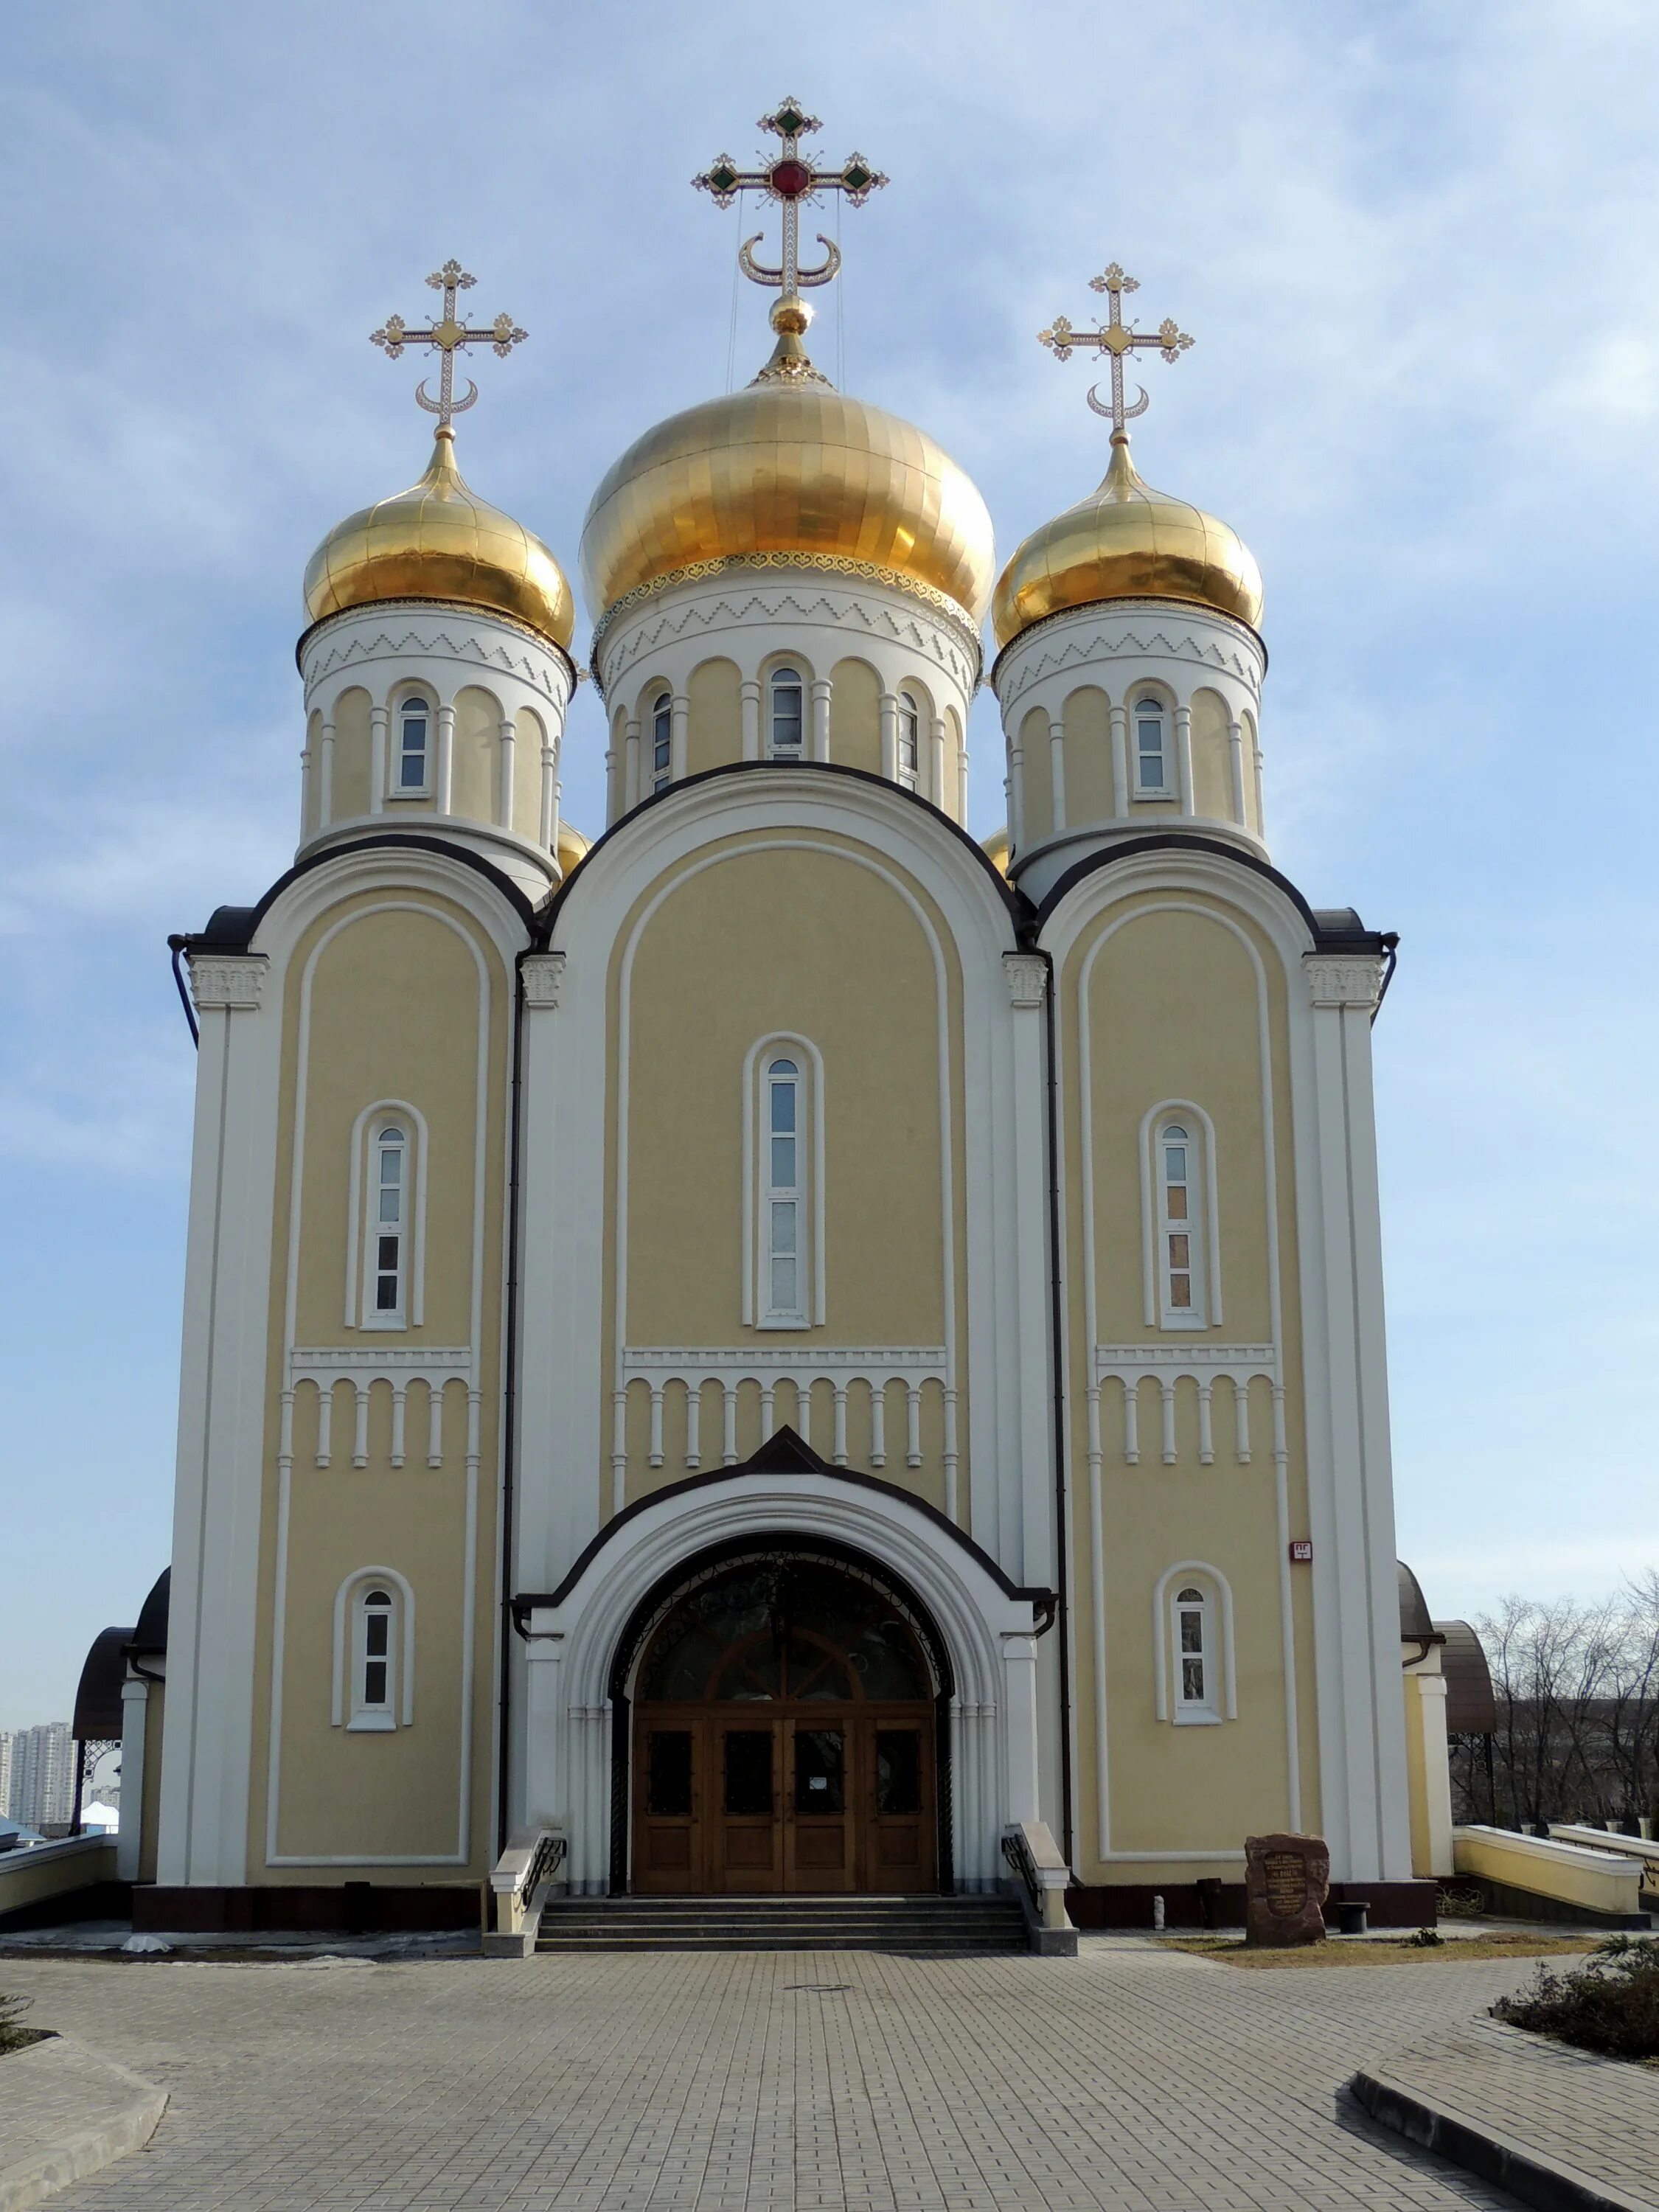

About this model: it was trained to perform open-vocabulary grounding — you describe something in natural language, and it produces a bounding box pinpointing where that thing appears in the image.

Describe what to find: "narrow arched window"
[1172,1585,1216,1719]
[397,696,431,794]
[897,692,920,790]
[650,689,672,793]
[769,667,804,761]
[763,1057,806,1324]
[355,1587,396,1728]
[1156,1121,1206,1327]
[1134,695,1169,796]
[372,1124,407,1321]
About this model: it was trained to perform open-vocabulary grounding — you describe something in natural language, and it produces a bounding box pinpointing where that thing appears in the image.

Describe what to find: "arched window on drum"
[1133,694,1170,798]
[394,692,433,796]
[768,667,805,762]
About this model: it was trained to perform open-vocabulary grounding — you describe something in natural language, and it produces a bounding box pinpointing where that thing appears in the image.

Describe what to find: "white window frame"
[741,1033,827,1329]
[1138,1100,1222,1330]
[1152,1562,1236,1725]
[650,688,672,794]
[392,691,434,799]
[331,1568,416,1731]
[345,1101,429,1330]
[1132,692,1172,799]
[896,691,920,790]
[768,665,806,762]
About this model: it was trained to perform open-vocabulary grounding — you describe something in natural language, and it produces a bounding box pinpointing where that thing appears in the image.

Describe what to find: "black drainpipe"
[495,954,529,1860]
[1040,945,1075,1867]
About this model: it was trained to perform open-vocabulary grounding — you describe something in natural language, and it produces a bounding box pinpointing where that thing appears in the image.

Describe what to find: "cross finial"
[370,260,527,433]
[694,100,886,382]
[1039,262,1194,437]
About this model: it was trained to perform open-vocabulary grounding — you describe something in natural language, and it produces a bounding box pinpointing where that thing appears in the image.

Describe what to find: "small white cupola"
[293,262,580,901]
[990,263,1269,903]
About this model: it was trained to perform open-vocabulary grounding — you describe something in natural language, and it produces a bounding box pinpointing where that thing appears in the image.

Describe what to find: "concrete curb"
[0,2035,168,2212]
[1349,2065,1655,2212]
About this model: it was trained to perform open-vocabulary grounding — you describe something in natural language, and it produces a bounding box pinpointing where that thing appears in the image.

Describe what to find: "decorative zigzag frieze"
[302,611,569,700]
[997,617,1262,709]
[596,580,978,697]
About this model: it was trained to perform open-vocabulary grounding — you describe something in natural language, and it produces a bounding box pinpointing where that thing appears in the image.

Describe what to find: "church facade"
[150,117,1421,1927]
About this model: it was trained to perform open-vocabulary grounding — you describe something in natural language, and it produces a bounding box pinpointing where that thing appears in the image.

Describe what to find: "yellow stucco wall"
[1062,686,1114,825]
[604,831,967,1523]
[830,657,882,776]
[332,686,372,821]
[451,685,499,825]
[1190,688,1234,821]
[1058,891,1320,1877]
[686,658,741,779]
[246,886,510,1879]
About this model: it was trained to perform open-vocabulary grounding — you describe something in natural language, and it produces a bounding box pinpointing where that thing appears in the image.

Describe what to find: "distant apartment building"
[2,1722,76,1831]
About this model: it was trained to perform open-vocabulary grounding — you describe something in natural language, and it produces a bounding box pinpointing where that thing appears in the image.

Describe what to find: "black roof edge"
[168,833,538,956]
[1032,832,1391,952]
[532,759,1030,944]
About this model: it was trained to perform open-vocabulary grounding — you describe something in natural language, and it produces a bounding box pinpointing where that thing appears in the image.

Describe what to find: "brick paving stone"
[0,1939,1567,2212]
[1357,2011,1659,2208]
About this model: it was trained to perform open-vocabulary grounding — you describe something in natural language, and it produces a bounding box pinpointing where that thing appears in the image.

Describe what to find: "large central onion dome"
[992,429,1262,650]
[303,426,575,650]
[580,299,995,630]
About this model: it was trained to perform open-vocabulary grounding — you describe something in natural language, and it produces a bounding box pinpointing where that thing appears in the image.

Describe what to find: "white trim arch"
[1152,1560,1237,1723]
[741,1032,827,1326]
[331,1565,416,1728]
[1138,1098,1223,1329]
[518,1470,1046,1894]
[344,1099,430,1329]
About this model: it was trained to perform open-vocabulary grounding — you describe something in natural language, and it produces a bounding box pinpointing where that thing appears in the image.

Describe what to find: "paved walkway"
[1355,2013,1659,2211]
[0,1941,1563,2212]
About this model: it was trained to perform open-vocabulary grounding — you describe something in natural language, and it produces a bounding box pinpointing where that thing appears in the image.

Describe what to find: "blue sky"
[4,0,1656,1726]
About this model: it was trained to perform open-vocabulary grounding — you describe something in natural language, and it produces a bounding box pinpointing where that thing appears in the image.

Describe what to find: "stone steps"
[535,1893,1028,1952]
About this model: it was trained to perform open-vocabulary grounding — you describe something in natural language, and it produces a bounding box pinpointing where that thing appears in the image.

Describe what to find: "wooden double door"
[634,1705,936,1893]
[627,1553,942,1895]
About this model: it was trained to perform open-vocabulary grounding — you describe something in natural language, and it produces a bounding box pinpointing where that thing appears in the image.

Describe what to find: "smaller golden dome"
[980,825,1012,880]
[304,428,574,649]
[555,819,591,880]
[992,432,1262,650]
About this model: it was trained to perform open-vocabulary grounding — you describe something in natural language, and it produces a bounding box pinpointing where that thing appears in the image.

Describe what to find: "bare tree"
[1472,1578,1659,1830]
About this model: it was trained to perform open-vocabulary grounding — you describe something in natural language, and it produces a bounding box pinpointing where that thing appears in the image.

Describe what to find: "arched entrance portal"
[623,1548,946,1895]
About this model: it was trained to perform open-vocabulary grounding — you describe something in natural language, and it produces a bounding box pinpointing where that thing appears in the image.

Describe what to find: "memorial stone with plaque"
[1243,1832,1329,1946]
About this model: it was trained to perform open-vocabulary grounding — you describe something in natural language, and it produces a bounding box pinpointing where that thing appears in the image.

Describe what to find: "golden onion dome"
[554,819,591,879]
[992,431,1262,650]
[580,299,994,630]
[980,824,1012,880]
[303,427,575,650]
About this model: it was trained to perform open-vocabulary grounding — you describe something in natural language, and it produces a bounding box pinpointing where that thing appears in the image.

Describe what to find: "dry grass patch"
[1165,1933,1599,1968]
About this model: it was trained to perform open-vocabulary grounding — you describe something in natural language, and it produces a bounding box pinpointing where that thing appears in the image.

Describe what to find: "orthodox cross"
[1040,264,1193,434]
[694,98,886,301]
[370,260,527,430]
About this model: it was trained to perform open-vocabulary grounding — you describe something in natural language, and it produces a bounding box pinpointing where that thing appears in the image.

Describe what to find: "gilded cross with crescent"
[1040,264,1194,434]
[694,99,886,304]
[370,260,528,431]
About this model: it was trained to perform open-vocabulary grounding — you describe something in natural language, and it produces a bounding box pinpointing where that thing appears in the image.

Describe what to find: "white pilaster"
[436,704,456,814]
[810,678,832,764]
[157,952,275,1888]
[740,680,762,762]
[1003,954,1054,1587]
[1175,703,1194,815]
[1108,704,1128,816]
[498,718,516,830]
[879,691,898,782]
[670,692,689,782]
[1001,1633,1041,1824]
[116,1674,149,1882]
[1300,949,1413,1883]
[1048,716,1066,830]
[369,707,388,815]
